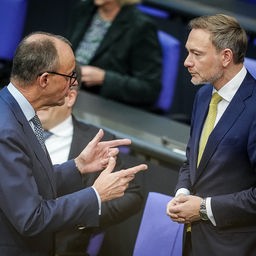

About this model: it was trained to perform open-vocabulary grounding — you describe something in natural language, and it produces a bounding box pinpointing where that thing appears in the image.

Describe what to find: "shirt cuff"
[92,186,101,215]
[206,197,216,226]
[175,188,190,196]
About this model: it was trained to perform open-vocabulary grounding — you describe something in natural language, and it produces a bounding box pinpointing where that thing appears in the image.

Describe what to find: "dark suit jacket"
[176,73,256,255]
[55,116,143,254]
[0,87,99,256]
[66,0,162,108]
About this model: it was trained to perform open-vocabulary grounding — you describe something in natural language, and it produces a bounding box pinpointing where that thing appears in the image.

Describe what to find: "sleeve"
[54,160,85,196]
[99,170,143,228]
[0,129,99,236]
[207,104,256,229]
[210,129,256,230]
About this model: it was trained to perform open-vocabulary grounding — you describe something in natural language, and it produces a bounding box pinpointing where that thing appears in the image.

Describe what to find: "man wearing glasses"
[0,31,147,255]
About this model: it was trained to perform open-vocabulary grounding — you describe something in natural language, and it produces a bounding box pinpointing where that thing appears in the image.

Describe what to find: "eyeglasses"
[39,71,77,86]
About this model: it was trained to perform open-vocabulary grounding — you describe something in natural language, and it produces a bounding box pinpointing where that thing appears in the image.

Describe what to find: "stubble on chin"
[190,77,205,86]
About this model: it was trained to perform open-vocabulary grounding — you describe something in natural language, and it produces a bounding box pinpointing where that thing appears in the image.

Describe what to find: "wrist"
[199,198,209,221]
[74,157,85,174]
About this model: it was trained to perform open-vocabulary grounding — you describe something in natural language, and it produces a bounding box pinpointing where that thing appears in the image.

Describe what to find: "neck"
[98,2,121,21]
[45,113,72,131]
[11,79,42,111]
[214,63,244,90]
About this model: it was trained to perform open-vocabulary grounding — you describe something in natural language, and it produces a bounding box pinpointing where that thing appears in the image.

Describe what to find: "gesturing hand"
[93,157,148,202]
[74,129,131,174]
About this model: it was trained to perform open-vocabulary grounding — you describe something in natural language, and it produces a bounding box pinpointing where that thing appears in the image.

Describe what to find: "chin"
[191,77,208,86]
[191,79,201,86]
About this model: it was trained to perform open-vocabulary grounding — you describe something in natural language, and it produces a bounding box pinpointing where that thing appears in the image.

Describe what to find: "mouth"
[189,72,198,77]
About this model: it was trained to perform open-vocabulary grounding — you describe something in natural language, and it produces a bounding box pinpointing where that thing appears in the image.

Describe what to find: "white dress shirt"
[45,116,73,165]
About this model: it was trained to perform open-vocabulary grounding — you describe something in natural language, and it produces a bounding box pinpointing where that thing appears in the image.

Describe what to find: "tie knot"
[210,92,222,105]
[31,114,42,126]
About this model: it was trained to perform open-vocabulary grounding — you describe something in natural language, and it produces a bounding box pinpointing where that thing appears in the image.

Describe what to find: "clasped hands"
[75,129,147,202]
[166,194,202,224]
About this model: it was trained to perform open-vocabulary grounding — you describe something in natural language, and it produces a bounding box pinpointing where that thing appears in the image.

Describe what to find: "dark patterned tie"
[31,114,46,152]
[43,130,53,140]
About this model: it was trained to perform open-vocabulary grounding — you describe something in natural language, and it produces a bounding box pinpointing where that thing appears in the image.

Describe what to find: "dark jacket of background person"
[55,115,143,254]
[66,0,162,108]
[69,116,142,227]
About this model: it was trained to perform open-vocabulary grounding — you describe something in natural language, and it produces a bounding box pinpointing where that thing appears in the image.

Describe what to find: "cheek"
[59,82,70,94]
[199,60,220,76]
[64,85,71,95]
[209,62,222,76]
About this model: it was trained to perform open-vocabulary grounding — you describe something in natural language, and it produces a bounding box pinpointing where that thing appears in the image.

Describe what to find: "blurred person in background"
[66,0,162,109]
[37,65,143,255]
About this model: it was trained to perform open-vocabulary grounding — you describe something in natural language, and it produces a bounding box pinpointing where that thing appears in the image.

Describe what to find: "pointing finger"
[89,129,104,146]
[101,138,131,149]
[120,164,148,177]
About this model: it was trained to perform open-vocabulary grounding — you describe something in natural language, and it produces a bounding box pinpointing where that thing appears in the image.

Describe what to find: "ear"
[221,48,233,67]
[37,73,49,88]
[67,89,78,108]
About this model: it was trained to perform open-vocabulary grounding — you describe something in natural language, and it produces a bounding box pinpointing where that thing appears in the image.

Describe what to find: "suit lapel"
[190,88,212,183]
[71,3,96,50]
[69,116,91,160]
[195,76,254,181]
[69,117,83,160]
[0,87,57,195]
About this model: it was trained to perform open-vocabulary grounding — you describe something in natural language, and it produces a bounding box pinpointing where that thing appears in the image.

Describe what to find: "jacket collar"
[0,87,57,196]
[90,5,134,62]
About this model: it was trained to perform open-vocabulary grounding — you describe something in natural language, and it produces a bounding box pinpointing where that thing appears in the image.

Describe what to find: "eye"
[193,51,201,56]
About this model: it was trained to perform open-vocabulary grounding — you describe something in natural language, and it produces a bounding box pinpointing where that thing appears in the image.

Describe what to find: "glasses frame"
[38,70,78,86]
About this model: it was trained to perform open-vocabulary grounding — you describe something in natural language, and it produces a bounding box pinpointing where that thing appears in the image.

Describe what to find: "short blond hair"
[189,14,248,64]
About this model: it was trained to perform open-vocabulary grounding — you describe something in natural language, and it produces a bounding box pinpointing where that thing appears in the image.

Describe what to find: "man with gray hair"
[0,31,147,255]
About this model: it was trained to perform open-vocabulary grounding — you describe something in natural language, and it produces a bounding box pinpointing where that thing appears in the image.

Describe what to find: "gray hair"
[188,14,248,64]
[11,31,72,85]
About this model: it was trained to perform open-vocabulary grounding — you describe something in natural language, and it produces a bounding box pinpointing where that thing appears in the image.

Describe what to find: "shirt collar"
[7,83,35,121]
[214,66,247,103]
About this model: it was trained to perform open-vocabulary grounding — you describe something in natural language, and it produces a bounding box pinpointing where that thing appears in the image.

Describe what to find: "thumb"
[103,157,116,174]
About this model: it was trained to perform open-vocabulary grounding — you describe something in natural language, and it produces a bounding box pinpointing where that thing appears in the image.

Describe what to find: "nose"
[184,54,193,68]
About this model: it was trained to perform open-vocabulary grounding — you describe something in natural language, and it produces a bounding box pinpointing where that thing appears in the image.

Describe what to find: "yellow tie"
[197,92,222,166]
[186,93,222,233]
